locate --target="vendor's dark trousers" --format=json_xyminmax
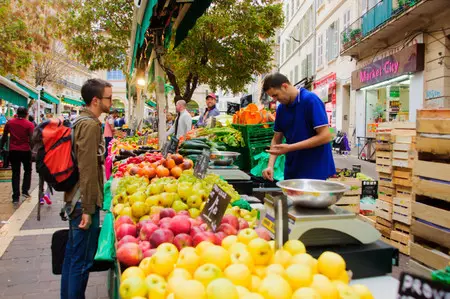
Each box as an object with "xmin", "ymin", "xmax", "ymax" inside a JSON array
[
  {"xmin": 9, "ymin": 150, "xmax": 32, "ymax": 202},
  {"xmin": 61, "ymin": 203, "xmax": 100, "ymax": 299}
]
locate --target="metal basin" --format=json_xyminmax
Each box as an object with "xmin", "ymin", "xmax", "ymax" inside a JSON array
[
  {"xmin": 210, "ymin": 151, "xmax": 240, "ymax": 166},
  {"xmin": 276, "ymin": 179, "xmax": 348, "ymax": 208}
]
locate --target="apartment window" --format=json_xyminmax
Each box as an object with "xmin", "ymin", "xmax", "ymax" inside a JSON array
[
  {"xmin": 303, "ymin": 6, "xmax": 313, "ymax": 39},
  {"xmin": 343, "ymin": 10, "xmax": 351, "ymax": 30},
  {"xmin": 326, "ymin": 20, "xmax": 339, "ymax": 62},
  {"xmin": 285, "ymin": 39, "xmax": 291, "ymax": 58},
  {"xmin": 107, "ymin": 70, "xmax": 125, "ymax": 81},
  {"xmin": 294, "ymin": 65, "xmax": 299, "ymax": 83},
  {"xmin": 317, "ymin": 34, "xmax": 323, "ymax": 67}
]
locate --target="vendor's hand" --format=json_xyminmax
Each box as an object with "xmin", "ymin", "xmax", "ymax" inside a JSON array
[
  {"xmin": 266, "ymin": 144, "xmax": 292, "ymax": 155},
  {"xmin": 79, "ymin": 213, "xmax": 92, "ymax": 230},
  {"xmin": 262, "ymin": 167, "xmax": 274, "ymax": 181}
]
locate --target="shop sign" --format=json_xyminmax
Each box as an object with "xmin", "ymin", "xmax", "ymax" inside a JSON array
[
  {"xmin": 352, "ymin": 44, "xmax": 424, "ymax": 90},
  {"xmin": 313, "ymin": 73, "xmax": 336, "ymax": 104},
  {"xmin": 397, "ymin": 272, "xmax": 449, "ymax": 298}
]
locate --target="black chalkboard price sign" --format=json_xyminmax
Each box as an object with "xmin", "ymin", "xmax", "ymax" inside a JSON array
[
  {"xmin": 194, "ymin": 149, "xmax": 211, "ymax": 179},
  {"xmin": 201, "ymin": 184, "xmax": 232, "ymax": 232},
  {"xmin": 161, "ymin": 142, "xmax": 169, "ymax": 158},
  {"xmin": 167, "ymin": 136, "xmax": 179, "ymax": 155},
  {"xmin": 397, "ymin": 272, "xmax": 449, "ymax": 299}
]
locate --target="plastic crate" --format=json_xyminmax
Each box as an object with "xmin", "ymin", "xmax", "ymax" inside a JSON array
[
  {"xmin": 232, "ymin": 123, "xmax": 274, "ymax": 144},
  {"xmin": 248, "ymin": 142, "xmax": 271, "ymax": 170}
]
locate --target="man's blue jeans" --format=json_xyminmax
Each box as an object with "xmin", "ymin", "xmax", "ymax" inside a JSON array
[{"xmin": 61, "ymin": 203, "xmax": 100, "ymax": 299}]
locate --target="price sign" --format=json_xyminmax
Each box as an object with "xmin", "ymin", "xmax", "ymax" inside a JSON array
[
  {"xmin": 201, "ymin": 184, "xmax": 231, "ymax": 232},
  {"xmin": 167, "ymin": 136, "xmax": 179, "ymax": 155},
  {"xmin": 161, "ymin": 142, "xmax": 169, "ymax": 158},
  {"xmin": 194, "ymin": 149, "xmax": 211, "ymax": 179},
  {"xmin": 227, "ymin": 102, "xmax": 240, "ymax": 115},
  {"xmin": 397, "ymin": 272, "xmax": 449, "ymax": 298}
]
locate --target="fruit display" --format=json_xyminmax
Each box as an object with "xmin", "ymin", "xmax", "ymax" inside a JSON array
[
  {"xmin": 118, "ymin": 234, "xmax": 375, "ymax": 299},
  {"xmin": 113, "ymin": 153, "xmax": 193, "ymax": 179}
]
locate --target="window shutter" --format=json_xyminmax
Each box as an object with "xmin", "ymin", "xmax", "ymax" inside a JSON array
[
  {"xmin": 307, "ymin": 54, "xmax": 312, "ymax": 77},
  {"xmin": 334, "ymin": 20, "xmax": 339, "ymax": 58},
  {"xmin": 326, "ymin": 27, "xmax": 330, "ymax": 62},
  {"xmin": 294, "ymin": 65, "xmax": 299, "ymax": 82}
]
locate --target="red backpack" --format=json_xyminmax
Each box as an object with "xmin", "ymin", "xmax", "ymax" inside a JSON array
[{"xmin": 32, "ymin": 116, "xmax": 92, "ymax": 192}]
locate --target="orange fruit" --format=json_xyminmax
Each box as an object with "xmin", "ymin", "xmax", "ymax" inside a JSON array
[
  {"xmin": 170, "ymin": 166, "xmax": 182, "ymax": 178},
  {"xmin": 156, "ymin": 165, "xmax": 170, "ymax": 177}
]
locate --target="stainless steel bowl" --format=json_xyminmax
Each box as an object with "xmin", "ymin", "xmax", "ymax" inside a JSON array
[
  {"xmin": 276, "ymin": 179, "xmax": 348, "ymax": 208},
  {"xmin": 210, "ymin": 151, "xmax": 241, "ymax": 166}
]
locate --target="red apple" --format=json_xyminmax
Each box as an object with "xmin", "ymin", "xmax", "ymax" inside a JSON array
[
  {"xmin": 238, "ymin": 218, "xmax": 249, "ymax": 230},
  {"xmin": 215, "ymin": 232, "xmax": 227, "ymax": 244},
  {"xmin": 138, "ymin": 240, "xmax": 151, "ymax": 252},
  {"xmin": 177, "ymin": 211, "xmax": 190, "ymax": 217},
  {"xmin": 173, "ymin": 233, "xmax": 193, "ymax": 251},
  {"xmin": 159, "ymin": 217, "xmax": 172, "ymax": 229},
  {"xmin": 217, "ymin": 223, "xmax": 238, "ymax": 236},
  {"xmin": 149, "ymin": 228, "xmax": 174, "ymax": 248},
  {"xmin": 117, "ymin": 235, "xmax": 139, "ymax": 248},
  {"xmin": 196, "ymin": 216, "xmax": 205, "ymax": 225},
  {"xmin": 190, "ymin": 226, "xmax": 203, "ymax": 238},
  {"xmin": 117, "ymin": 242, "xmax": 143, "ymax": 266},
  {"xmin": 205, "ymin": 231, "xmax": 220, "ymax": 245},
  {"xmin": 193, "ymin": 232, "xmax": 209, "ymax": 247},
  {"xmin": 255, "ymin": 227, "xmax": 271, "ymax": 241},
  {"xmin": 137, "ymin": 219, "xmax": 153, "ymax": 233},
  {"xmin": 151, "ymin": 213, "xmax": 160, "ymax": 225},
  {"xmin": 221, "ymin": 214, "xmax": 239, "ymax": 230},
  {"xmin": 143, "ymin": 248, "xmax": 157, "ymax": 258},
  {"xmin": 139, "ymin": 222, "xmax": 159, "ymax": 241},
  {"xmin": 130, "ymin": 166, "xmax": 140, "ymax": 176},
  {"xmin": 114, "ymin": 215, "xmax": 134, "ymax": 231},
  {"xmin": 160, "ymin": 208, "xmax": 176, "ymax": 219},
  {"xmin": 169, "ymin": 215, "xmax": 191, "ymax": 235},
  {"xmin": 199, "ymin": 223, "xmax": 209, "ymax": 231},
  {"xmin": 115, "ymin": 223, "xmax": 137, "ymax": 240}
]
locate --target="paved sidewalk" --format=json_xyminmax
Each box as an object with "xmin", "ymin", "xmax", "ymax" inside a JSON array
[{"xmin": 0, "ymin": 182, "xmax": 109, "ymax": 299}]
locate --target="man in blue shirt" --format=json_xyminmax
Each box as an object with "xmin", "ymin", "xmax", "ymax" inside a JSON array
[
  {"xmin": 197, "ymin": 93, "xmax": 220, "ymax": 127},
  {"xmin": 262, "ymin": 73, "xmax": 335, "ymax": 181}
]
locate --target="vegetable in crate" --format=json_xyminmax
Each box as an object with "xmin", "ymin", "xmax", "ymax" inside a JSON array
[{"xmin": 196, "ymin": 127, "xmax": 245, "ymax": 147}]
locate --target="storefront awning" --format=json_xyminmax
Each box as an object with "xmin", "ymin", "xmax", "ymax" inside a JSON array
[
  {"xmin": 41, "ymin": 91, "xmax": 60, "ymax": 105},
  {"xmin": 313, "ymin": 73, "xmax": 337, "ymax": 104},
  {"xmin": 0, "ymin": 75, "xmax": 29, "ymax": 107},
  {"xmin": 12, "ymin": 79, "xmax": 39, "ymax": 100},
  {"xmin": 62, "ymin": 95, "xmax": 84, "ymax": 107}
]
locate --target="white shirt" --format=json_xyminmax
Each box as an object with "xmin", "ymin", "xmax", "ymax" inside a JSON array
[{"xmin": 166, "ymin": 109, "xmax": 192, "ymax": 139}]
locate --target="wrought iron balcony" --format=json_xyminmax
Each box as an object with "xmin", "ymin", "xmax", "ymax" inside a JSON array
[{"xmin": 57, "ymin": 79, "xmax": 82, "ymax": 92}]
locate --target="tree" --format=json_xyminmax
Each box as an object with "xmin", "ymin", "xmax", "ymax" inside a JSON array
[
  {"xmin": 61, "ymin": 0, "xmax": 134, "ymax": 71},
  {"xmin": 160, "ymin": 0, "xmax": 283, "ymax": 102},
  {"xmin": 0, "ymin": 0, "xmax": 33, "ymax": 76}
]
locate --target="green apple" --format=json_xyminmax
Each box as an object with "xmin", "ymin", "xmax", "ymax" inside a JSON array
[
  {"xmin": 119, "ymin": 276, "xmax": 147, "ymax": 298},
  {"xmin": 146, "ymin": 195, "xmax": 163, "ymax": 207},
  {"xmin": 131, "ymin": 201, "xmax": 148, "ymax": 218},
  {"xmin": 188, "ymin": 208, "xmax": 201, "ymax": 218},
  {"xmin": 128, "ymin": 191, "xmax": 146, "ymax": 205},
  {"xmin": 172, "ymin": 200, "xmax": 189, "ymax": 212},
  {"xmin": 194, "ymin": 264, "xmax": 224, "ymax": 287},
  {"xmin": 177, "ymin": 182, "xmax": 193, "ymax": 200},
  {"xmin": 148, "ymin": 183, "xmax": 164, "ymax": 195},
  {"xmin": 126, "ymin": 184, "xmax": 139, "ymax": 195},
  {"xmin": 160, "ymin": 192, "xmax": 176, "ymax": 207},
  {"xmin": 187, "ymin": 195, "xmax": 202, "ymax": 209},
  {"xmin": 150, "ymin": 205, "xmax": 164, "ymax": 215},
  {"xmin": 164, "ymin": 182, "xmax": 178, "ymax": 193},
  {"xmin": 119, "ymin": 206, "xmax": 132, "ymax": 218}
]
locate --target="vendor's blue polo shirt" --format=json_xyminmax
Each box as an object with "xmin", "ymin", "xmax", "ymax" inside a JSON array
[{"xmin": 274, "ymin": 88, "xmax": 335, "ymax": 180}]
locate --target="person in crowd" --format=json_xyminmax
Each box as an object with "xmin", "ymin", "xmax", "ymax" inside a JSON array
[
  {"xmin": 28, "ymin": 115, "xmax": 37, "ymax": 127},
  {"xmin": 103, "ymin": 111, "xmax": 115, "ymax": 157},
  {"xmin": 166, "ymin": 99, "xmax": 193, "ymax": 139},
  {"xmin": 197, "ymin": 93, "xmax": 220, "ymax": 127},
  {"xmin": 0, "ymin": 107, "xmax": 34, "ymax": 204},
  {"xmin": 261, "ymin": 73, "xmax": 335, "ymax": 181},
  {"xmin": 61, "ymin": 78, "xmax": 112, "ymax": 299},
  {"xmin": 40, "ymin": 113, "xmax": 46, "ymax": 123}
]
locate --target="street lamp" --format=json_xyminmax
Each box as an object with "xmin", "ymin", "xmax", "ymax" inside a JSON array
[{"xmin": 137, "ymin": 78, "xmax": 146, "ymax": 88}]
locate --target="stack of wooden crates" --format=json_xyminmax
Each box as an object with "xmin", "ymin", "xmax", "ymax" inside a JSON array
[
  {"xmin": 375, "ymin": 122, "xmax": 416, "ymax": 255},
  {"xmin": 408, "ymin": 109, "xmax": 450, "ymax": 275},
  {"xmin": 329, "ymin": 177, "xmax": 362, "ymax": 213}
]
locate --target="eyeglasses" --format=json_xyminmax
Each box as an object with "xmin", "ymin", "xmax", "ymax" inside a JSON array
[{"xmin": 98, "ymin": 96, "xmax": 112, "ymax": 101}]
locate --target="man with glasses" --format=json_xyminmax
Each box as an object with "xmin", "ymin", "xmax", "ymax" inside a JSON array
[{"xmin": 61, "ymin": 78, "xmax": 112, "ymax": 299}]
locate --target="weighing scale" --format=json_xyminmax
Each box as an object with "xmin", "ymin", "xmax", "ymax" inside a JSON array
[
  {"xmin": 207, "ymin": 167, "xmax": 253, "ymax": 195},
  {"xmin": 262, "ymin": 193, "xmax": 398, "ymax": 279}
]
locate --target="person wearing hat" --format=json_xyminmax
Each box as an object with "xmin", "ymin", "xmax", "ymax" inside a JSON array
[{"xmin": 197, "ymin": 93, "xmax": 220, "ymax": 127}]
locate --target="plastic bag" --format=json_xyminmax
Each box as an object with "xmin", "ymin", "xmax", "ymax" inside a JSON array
[
  {"xmin": 250, "ymin": 152, "xmax": 285, "ymax": 181},
  {"xmin": 103, "ymin": 178, "xmax": 113, "ymax": 211},
  {"xmin": 94, "ymin": 211, "xmax": 115, "ymax": 262}
]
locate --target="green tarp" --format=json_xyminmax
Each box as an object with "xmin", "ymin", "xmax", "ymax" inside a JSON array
[
  {"xmin": 62, "ymin": 95, "xmax": 84, "ymax": 107},
  {"xmin": 0, "ymin": 84, "xmax": 28, "ymax": 107},
  {"xmin": 174, "ymin": 0, "xmax": 213, "ymax": 47},
  {"xmin": 12, "ymin": 80, "xmax": 39, "ymax": 100},
  {"xmin": 41, "ymin": 91, "xmax": 60, "ymax": 104}
]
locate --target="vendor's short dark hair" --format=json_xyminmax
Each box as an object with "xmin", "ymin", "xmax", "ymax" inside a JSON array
[
  {"xmin": 17, "ymin": 107, "xmax": 28, "ymax": 118},
  {"xmin": 262, "ymin": 73, "xmax": 290, "ymax": 92},
  {"xmin": 81, "ymin": 78, "xmax": 112, "ymax": 106}
]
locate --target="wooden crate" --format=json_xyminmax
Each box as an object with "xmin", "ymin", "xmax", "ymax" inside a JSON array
[
  {"xmin": 416, "ymin": 109, "xmax": 450, "ymax": 135},
  {"xmin": 376, "ymin": 216, "xmax": 393, "ymax": 238},
  {"xmin": 411, "ymin": 219, "xmax": 450, "ymax": 249},
  {"xmin": 392, "ymin": 157, "xmax": 414, "ymax": 168},
  {"xmin": 394, "ymin": 221, "xmax": 411, "ymax": 234},
  {"xmin": 376, "ymin": 156, "xmax": 391, "ymax": 167},
  {"xmin": 392, "ymin": 168, "xmax": 413, "ymax": 187},
  {"xmin": 390, "ymin": 230, "xmax": 410, "ymax": 255},
  {"xmin": 396, "ymin": 186, "xmax": 412, "ymax": 198},
  {"xmin": 376, "ymin": 133, "xmax": 391, "ymax": 142},
  {"xmin": 416, "ymin": 136, "xmax": 450, "ymax": 156},
  {"xmin": 408, "ymin": 259, "xmax": 434, "ymax": 277},
  {"xmin": 413, "ymin": 160, "xmax": 450, "ymax": 202},
  {"xmin": 412, "ymin": 197, "xmax": 450, "ymax": 233},
  {"xmin": 392, "ymin": 197, "xmax": 412, "ymax": 225},
  {"xmin": 376, "ymin": 142, "xmax": 392, "ymax": 151},
  {"xmin": 376, "ymin": 164, "xmax": 392, "ymax": 174},
  {"xmin": 375, "ymin": 199, "xmax": 393, "ymax": 221},
  {"xmin": 328, "ymin": 178, "xmax": 362, "ymax": 197},
  {"xmin": 378, "ymin": 173, "xmax": 394, "ymax": 188},
  {"xmin": 393, "ymin": 142, "xmax": 415, "ymax": 152},
  {"xmin": 0, "ymin": 168, "xmax": 12, "ymax": 182},
  {"xmin": 378, "ymin": 185, "xmax": 395, "ymax": 203},
  {"xmin": 410, "ymin": 241, "xmax": 450, "ymax": 270}
]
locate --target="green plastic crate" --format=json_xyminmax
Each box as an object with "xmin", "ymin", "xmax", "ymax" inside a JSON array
[{"xmin": 232, "ymin": 123, "xmax": 275, "ymax": 144}]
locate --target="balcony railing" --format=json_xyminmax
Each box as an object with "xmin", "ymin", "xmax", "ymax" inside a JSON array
[
  {"xmin": 57, "ymin": 79, "xmax": 82, "ymax": 92},
  {"xmin": 341, "ymin": 0, "xmax": 422, "ymax": 53}
]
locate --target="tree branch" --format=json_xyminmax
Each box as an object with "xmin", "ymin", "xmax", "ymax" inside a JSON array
[{"xmin": 186, "ymin": 74, "xmax": 199, "ymax": 101}]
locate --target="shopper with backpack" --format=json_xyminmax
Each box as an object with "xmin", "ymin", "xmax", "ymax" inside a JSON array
[{"xmin": 59, "ymin": 79, "xmax": 112, "ymax": 299}]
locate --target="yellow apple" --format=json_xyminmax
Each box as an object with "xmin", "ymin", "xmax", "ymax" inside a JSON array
[
  {"xmin": 144, "ymin": 273, "xmax": 166, "ymax": 287},
  {"xmin": 119, "ymin": 206, "xmax": 132, "ymax": 218},
  {"xmin": 121, "ymin": 266, "xmax": 145, "ymax": 281},
  {"xmin": 268, "ymin": 240, "xmax": 275, "ymax": 251},
  {"xmin": 252, "ymin": 265, "xmax": 267, "ymax": 278},
  {"xmin": 236, "ymin": 286, "xmax": 250, "ymax": 298},
  {"xmin": 258, "ymin": 274, "xmax": 292, "ymax": 299},
  {"xmin": 290, "ymin": 253, "xmax": 316, "ymax": 274},
  {"xmin": 285, "ymin": 264, "xmax": 313, "ymax": 290},
  {"xmin": 113, "ymin": 203, "xmax": 125, "ymax": 217},
  {"xmin": 228, "ymin": 242, "xmax": 248, "ymax": 254},
  {"xmin": 173, "ymin": 279, "xmax": 206, "ymax": 299},
  {"xmin": 206, "ymin": 278, "xmax": 239, "ymax": 299},
  {"xmin": 200, "ymin": 245, "xmax": 231, "ymax": 270},
  {"xmin": 224, "ymin": 264, "xmax": 252, "ymax": 288},
  {"xmin": 230, "ymin": 248, "xmax": 254, "ymax": 270},
  {"xmin": 167, "ymin": 276, "xmax": 186, "ymax": 294},
  {"xmin": 176, "ymin": 247, "xmax": 200, "ymax": 274},
  {"xmin": 241, "ymin": 293, "xmax": 264, "ymax": 299},
  {"xmin": 169, "ymin": 268, "xmax": 192, "ymax": 280},
  {"xmin": 237, "ymin": 228, "xmax": 259, "ymax": 244},
  {"xmin": 131, "ymin": 201, "xmax": 148, "ymax": 218},
  {"xmin": 148, "ymin": 183, "xmax": 165, "ymax": 195},
  {"xmin": 146, "ymin": 195, "xmax": 162, "ymax": 207},
  {"xmin": 317, "ymin": 251, "xmax": 346, "ymax": 280},
  {"xmin": 292, "ymin": 287, "xmax": 321, "ymax": 299},
  {"xmin": 311, "ymin": 274, "xmax": 339, "ymax": 299},
  {"xmin": 119, "ymin": 277, "xmax": 147, "ymax": 299},
  {"xmin": 128, "ymin": 191, "xmax": 146, "ymax": 205},
  {"xmin": 156, "ymin": 243, "xmax": 179, "ymax": 263},
  {"xmin": 145, "ymin": 275, "xmax": 167, "ymax": 299},
  {"xmin": 333, "ymin": 281, "xmax": 360, "ymax": 299},
  {"xmin": 249, "ymin": 275, "xmax": 261, "ymax": 292},
  {"xmin": 150, "ymin": 252, "xmax": 175, "ymax": 277},
  {"xmin": 283, "ymin": 240, "xmax": 306, "ymax": 256},
  {"xmin": 270, "ymin": 249, "xmax": 292, "ymax": 268},
  {"xmin": 336, "ymin": 270, "xmax": 350, "ymax": 283},
  {"xmin": 194, "ymin": 263, "xmax": 224, "ymax": 287},
  {"xmin": 164, "ymin": 182, "xmax": 178, "ymax": 193},
  {"xmin": 138, "ymin": 257, "xmax": 153, "ymax": 276},
  {"xmin": 195, "ymin": 241, "xmax": 214, "ymax": 256},
  {"xmin": 222, "ymin": 235, "xmax": 238, "ymax": 250},
  {"xmin": 351, "ymin": 284, "xmax": 375, "ymax": 299},
  {"xmin": 266, "ymin": 264, "xmax": 286, "ymax": 278},
  {"xmin": 150, "ymin": 205, "xmax": 164, "ymax": 216},
  {"xmin": 247, "ymin": 238, "xmax": 272, "ymax": 266},
  {"xmin": 160, "ymin": 192, "xmax": 177, "ymax": 207}
]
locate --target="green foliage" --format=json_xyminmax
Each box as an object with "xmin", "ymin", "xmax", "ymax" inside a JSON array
[
  {"xmin": 61, "ymin": 0, "xmax": 133, "ymax": 71},
  {"xmin": 163, "ymin": 0, "xmax": 283, "ymax": 101},
  {"xmin": 0, "ymin": 0, "xmax": 33, "ymax": 76}
]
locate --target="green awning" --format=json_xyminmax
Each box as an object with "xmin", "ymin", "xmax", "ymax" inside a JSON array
[
  {"xmin": 145, "ymin": 100, "xmax": 156, "ymax": 107},
  {"xmin": 12, "ymin": 79, "xmax": 39, "ymax": 100},
  {"xmin": 41, "ymin": 91, "xmax": 60, "ymax": 104},
  {"xmin": 174, "ymin": 0, "xmax": 213, "ymax": 47},
  {"xmin": 62, "ymin": 95, "xmax": 84, "ymax": 107},
  {"xmin": 0, "ymin": 76, "xmax": 28, "ymax": 107}
]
